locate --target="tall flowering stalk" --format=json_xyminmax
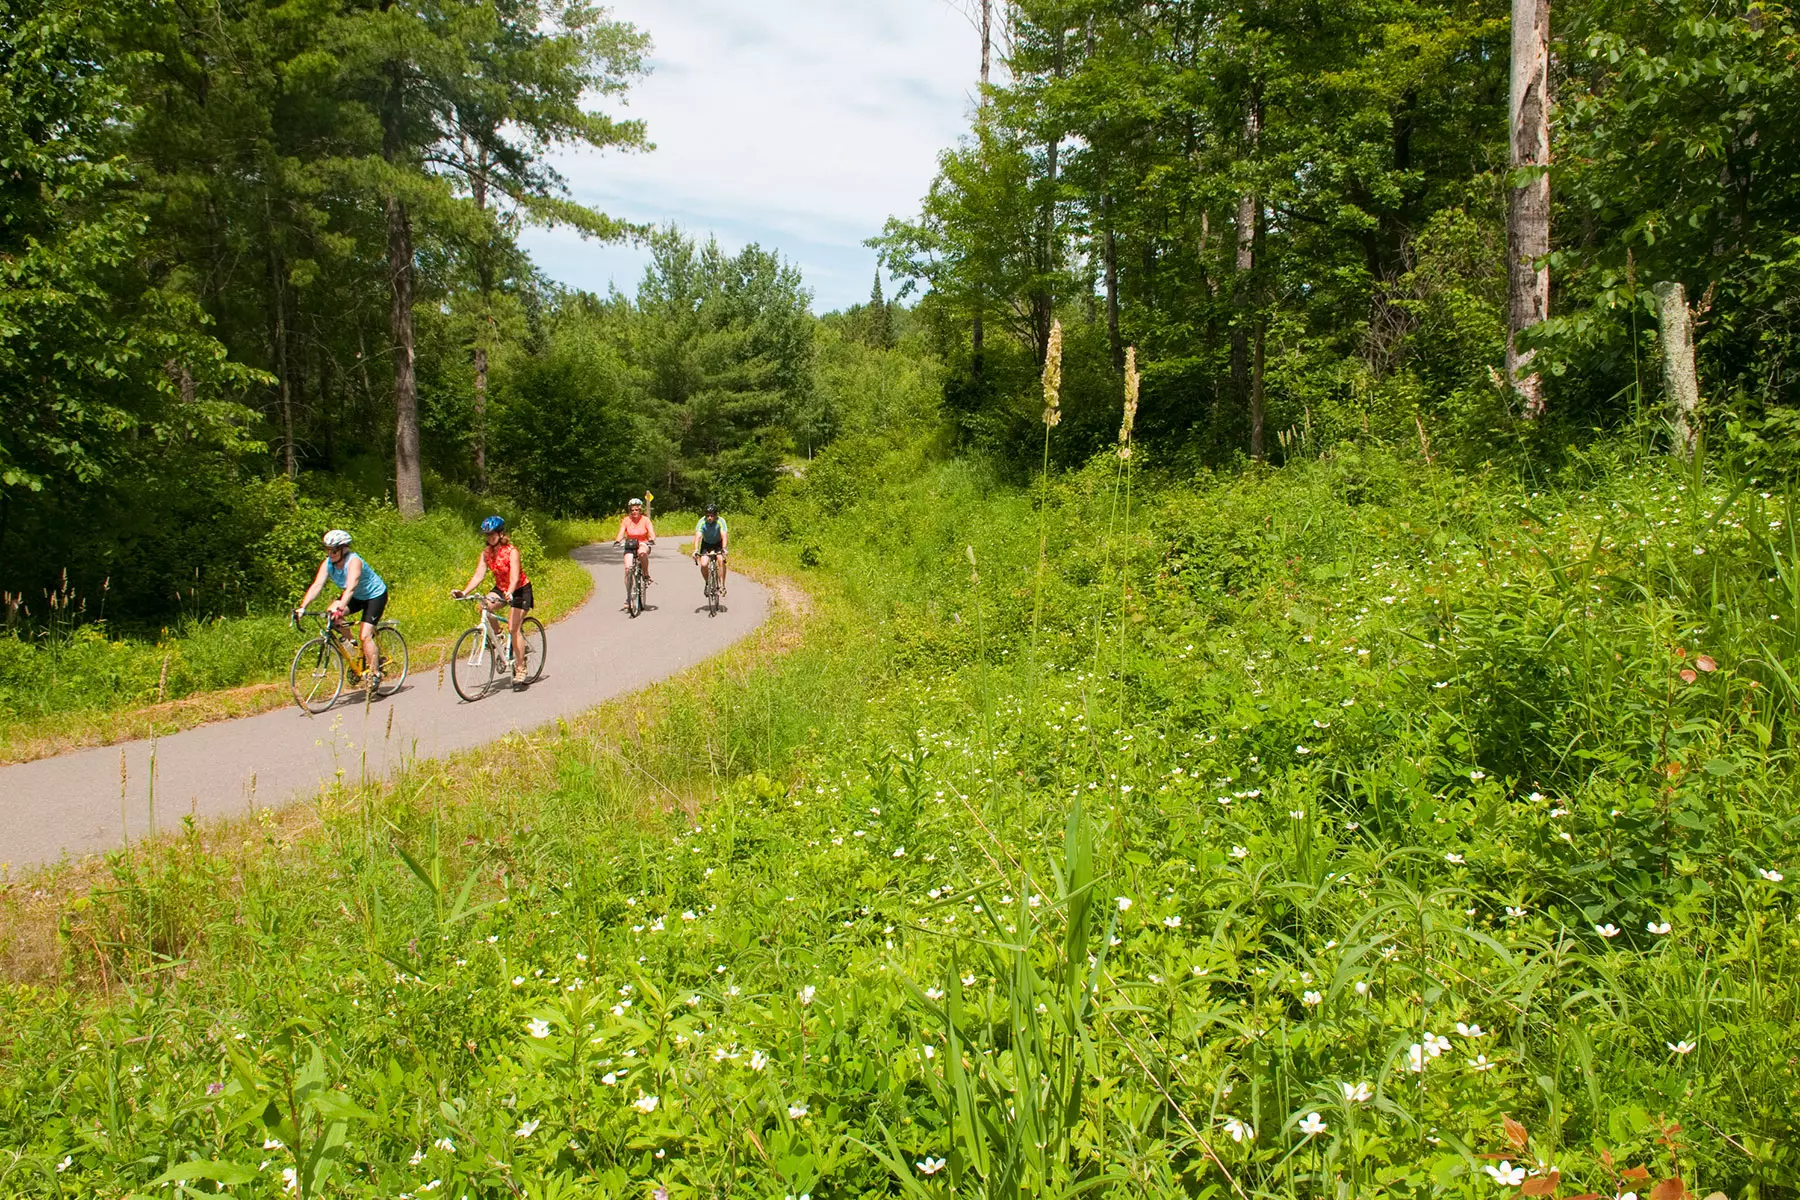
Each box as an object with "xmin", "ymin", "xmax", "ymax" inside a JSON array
[
  {"xmin": 1116, "ymin": 348, "xmax": 1139, "ymax": 694},
  {"xmin": 1029, "ymin": 321, "xmax": 1063, "ymax": 698},
  {"xmin": 1118, "ymin": 346, "xmax": 1139, "ymax": 459}
]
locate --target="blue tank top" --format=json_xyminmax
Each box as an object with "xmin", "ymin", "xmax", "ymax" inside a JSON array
[{"xmin": 326, "ymin": 552, "xmax": 387, "ymax": 600}]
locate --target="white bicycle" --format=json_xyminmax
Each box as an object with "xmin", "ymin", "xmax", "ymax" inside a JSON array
[{"xmin": 449, "ymin": 593, "xmax": 546, "ymax": 701}]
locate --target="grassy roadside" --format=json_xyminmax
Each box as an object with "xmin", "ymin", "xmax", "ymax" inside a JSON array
[
  {"xmin": 0, "ymin": 450, "xmax": 1795, "ymax": 1198},
  {"xmin": 0, "ymin": 519, "xmax": 608, "ymax": 765}
]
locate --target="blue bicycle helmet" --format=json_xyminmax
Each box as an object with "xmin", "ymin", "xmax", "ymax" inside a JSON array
[{"xmin": 480, "ymin": 515, "xmax": 505, "ymax": 533}]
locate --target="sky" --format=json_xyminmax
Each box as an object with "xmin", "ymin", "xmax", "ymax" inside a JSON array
[{"xmin": 519, "ymin": 0, "xmax": 980, "ymax": 314}]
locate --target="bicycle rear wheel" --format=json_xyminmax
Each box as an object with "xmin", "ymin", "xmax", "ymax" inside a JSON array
[
  {"xmin": 450, "ymin": 626, "xmax": 498, "ymax": 702},
  {"xmin": 290, "ymin": 637, "xmax": 345, "ymax": 713},
  {"xmin": 519, "ymin": 616, "xmax": 547, "ymax": 682},
  {"xmin": 373, "ymin": 625, "xmax": 409, "ymax": 696}
]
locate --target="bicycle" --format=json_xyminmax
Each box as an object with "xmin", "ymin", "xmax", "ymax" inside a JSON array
[
  {"xmin": 697, "ymin": 550, "xmax": 723, "ymax": 617},
  {"xmin": 617, "ymin": 538, "xmax": 653, "ymax": 617},
  {"xmin": 450, "ymin": 593, "xmax": 546, "ymax": 702},
  {"xmin": 289, "ymin": 610, "xmax": 408, "ymax": 714}
]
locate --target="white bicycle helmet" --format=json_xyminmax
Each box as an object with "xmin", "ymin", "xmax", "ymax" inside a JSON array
[
  {"xmin": 322, "ymin": 529, "xmax": 352, "ymax": 549},
  {"xmin": 629, "ymin": 497, "xmax": 644, "ymax": 508}
]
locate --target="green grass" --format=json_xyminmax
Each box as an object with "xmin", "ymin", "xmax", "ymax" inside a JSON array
[{"xmin": 1, "ymin": 441, "xmax": 1796, "ymax": 1199}]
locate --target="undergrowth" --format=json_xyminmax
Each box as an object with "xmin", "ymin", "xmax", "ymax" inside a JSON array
[{"xmin": 0, "ymin": 441, "xmax": 1795, "ymax": 1199}]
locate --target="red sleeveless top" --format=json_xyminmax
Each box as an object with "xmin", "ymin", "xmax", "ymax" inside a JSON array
[{"xmin": 484, "ymin": 543, "xmax": 528, "ymax": 591}]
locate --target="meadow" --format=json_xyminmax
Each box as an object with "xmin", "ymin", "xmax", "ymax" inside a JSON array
[{"xmin": 0, "ymin": 439, "xmax": 1795, "ymax": 1199}]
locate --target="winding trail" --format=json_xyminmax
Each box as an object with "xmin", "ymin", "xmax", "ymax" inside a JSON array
[{"xmin": 0, "ymin": 542, "xmax": 767, "ymax": 870}]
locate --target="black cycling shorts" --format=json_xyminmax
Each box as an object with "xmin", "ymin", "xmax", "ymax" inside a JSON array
[
  {"xmin": 345, "ymin": 591, "xmax": 388, "ymax": 625},
  {"xmin": 507, "ymin": 583, "xmax": 534, "ymax": 611},
  {"xmin": 698, "ymin": 542, "xmax": 725, "ymax": 556}
]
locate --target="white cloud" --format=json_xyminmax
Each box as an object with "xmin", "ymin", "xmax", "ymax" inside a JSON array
[{"xmin": 521, "ymin": 0, "xmax": 978, "ymax": 311}]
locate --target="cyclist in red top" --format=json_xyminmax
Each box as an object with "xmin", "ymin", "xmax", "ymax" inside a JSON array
[
  {"xmin": 615, "ymin": 497, "xmax": 656, "ymax": 610},
  {"xmin": 451, "ymin": 515, "xmax": 534, "ymax": 689}
]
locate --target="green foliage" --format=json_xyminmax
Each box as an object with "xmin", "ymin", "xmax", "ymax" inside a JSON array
[
  {"xmin": 0, "ymin": 0, "xmax": 257, "ymax": 498},
  {"xmin": 630, "ymin": 232, "xmax": 817, "ymax": 507},
  {"xmin": 7, "ymin": 443, "xmax": 1797, "ymax": 1200},
  {"xmin": 489, "ymin": 319, "xmax": 637, "ymax": 516}
]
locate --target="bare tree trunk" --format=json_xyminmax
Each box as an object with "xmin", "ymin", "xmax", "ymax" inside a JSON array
[
  {"xmin": 1653, "ymin": 280, "xmax": 1700, "ymax": 458},
  {"xmin": 1231, "ymin": 98, "xmax": 1260, "ymax": 450},
  {"xmin": 1103, "ymin": 195, "xmax": 1123, "ymax": 371},
  {"xmin": 387, "ymin": 195, "xmax": 424, "ymax": 518},
  {"xmin": 265, "ymin": 194, "xmax": 297, "ymax": 478},
  {"xmin": 1032, "ymin": 22, "xmax": 1065, "ymax": 366},
  {"xmin": 979, "ymin": 0, "xmax": 991, "ymax": 90},
  {"xmin": 470, "ymin": 157, "xmax": 493, "ymax": 493},
  {"xmin": 970, "ymin": 0, "xmax": 991, "ymax": 392},
  {"xmin": 1506, "ymin": 0, "xmax": 1551, "ymax": 416}
]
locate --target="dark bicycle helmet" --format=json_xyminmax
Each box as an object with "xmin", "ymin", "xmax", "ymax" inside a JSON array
[
  {"xmin": 704, "ymin": 501, "xmax": 719, "ymax": 516},
  {"xmin": 480, "ymin": 515, "xmax": 506, "ymax": 533}
]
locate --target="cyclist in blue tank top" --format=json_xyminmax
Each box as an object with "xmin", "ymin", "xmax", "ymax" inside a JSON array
[{"xmin": 295, "ymin": 529, "xmax": 389, "ymax": 686}]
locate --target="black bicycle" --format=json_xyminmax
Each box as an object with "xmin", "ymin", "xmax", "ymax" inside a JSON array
[
  {"xmin": 617, "ymin": 538, "xmax": 653, "ymax": 617},
  {"xmin": 698, "ymin": 550, "xmax": 723, "ymax": 617}
]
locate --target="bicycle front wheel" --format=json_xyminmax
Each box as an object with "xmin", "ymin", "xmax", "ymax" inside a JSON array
[
  {"xmin": 290, "ymin": 637, "xmax": 345, "ymax": 713},
  {"xmin": 518, "ymin": 616, "xmax": 547, "ymax": 682},
  {"xmin": 450, "ymin": 626, "xmax": 497, "ymax": 702},
  {"xmin": 627, "ymin": 570, "xmax": 642, "ymax": 618},
  {"xmin": 373, "ymin": 625, "xmax": 409, "ymax": 696},
  {"xmin": 707, "ymin": 561, "xmax": 720, "ymax": 616}
]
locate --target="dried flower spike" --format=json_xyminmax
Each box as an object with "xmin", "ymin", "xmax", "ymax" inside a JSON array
[
  {"xmin": 1042, "ymin": 319, "xmax": 1063, "ymax": 427},
  {"xmin": 1119, "ymin": 345, "xmax": 1140, "ymax": 459}
]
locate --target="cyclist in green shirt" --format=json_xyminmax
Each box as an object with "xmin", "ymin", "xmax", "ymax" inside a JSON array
[{"xmin": 692, "ymin": 503, "xmax": 729, "ymax": 596}]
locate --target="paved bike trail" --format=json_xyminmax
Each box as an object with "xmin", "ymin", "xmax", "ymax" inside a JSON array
[{"xmin": 0, "ymin": 542, "xmax": 767, "ymax": 870}]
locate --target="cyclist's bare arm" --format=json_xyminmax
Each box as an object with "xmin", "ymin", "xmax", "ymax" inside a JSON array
[
  {"xmin": 452, "ymin": 552, "xmax": 489, "ymax": 600},
  {"xmin": 297, "ymin": 559, "xmax": 331, "ymax": 614}
]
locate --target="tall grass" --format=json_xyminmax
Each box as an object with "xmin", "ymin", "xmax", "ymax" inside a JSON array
[{"xmin": 0, "ymin": 440, "xmax": 1795, "ymax": 1199}]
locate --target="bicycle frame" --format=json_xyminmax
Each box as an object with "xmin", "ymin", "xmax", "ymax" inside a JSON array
[
  {"xmin": 458, "ymin": 596, "xmax": 516, "ymax": 669},
  {"xmin": 297, "ymin": 612, "xmax": 368, "ymax": 676}
]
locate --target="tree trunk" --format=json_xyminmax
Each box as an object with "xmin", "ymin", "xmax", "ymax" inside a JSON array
[
  {"xmin": 266, "ymin": 194, "xmax": 296, "ymax": 478},
  {"xmin": 971, "ymin": 0, "xmax": 991, "ymax": 392},
  {"xmin": 1103, "ymin": 196, "xmax": 1123, "ymax": 371},
  {"xmin": 470, "ymin": 159, "xmax": 493, "ymax": 493},
  {"xmin": 1506, "ymin": 0, "xmax": 1551, "ymax": 416},
  {"xmin": 979, "ymin": 0, "xmax": 991, "ymax": 91},
  {"xmin": 1032, "ymin": 23, "xmax": 1066, "ymax": 367},
  {"xmin": 387, "ymin": 195, "xmax": 424, "ymax": 518},
  {"xmin": 1231, "ymin": 99, "xmax": 1260, "ymax": 449},
  {"xmin": 473, "ymin": 343, "xmax": 489, "ymax": 491},
  {"xmin": 1653, "ymin": 280, "xmax": 1700, "ymax": 458}
]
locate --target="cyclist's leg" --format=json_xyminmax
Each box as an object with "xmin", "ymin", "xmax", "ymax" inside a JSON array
[
  {"xmin": 640, "ymin": 546, "xmax": 652, "ymax": 583},
  {"xmin": 719, "ymin": 552, "xmax": 728, "ymax": 593},
  {"xmin": 623, "ymin": 549, "xmax": 635, "ymax": 604},
  {"xmin": 359, "ymin": 620, "xmax": 379, "ymax": 671}
]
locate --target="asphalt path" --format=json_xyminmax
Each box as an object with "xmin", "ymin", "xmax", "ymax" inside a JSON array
[{"xmin": 0, "ymin": 541, "xmax": 765, "ymax": 869}]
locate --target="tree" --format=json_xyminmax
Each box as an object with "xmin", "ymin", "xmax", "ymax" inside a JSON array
[
  {"xmin": 1506, "ymin": 0, "xmax": 1551, "ymax": 415},
  {"xmin": 337, "ymin": 0, "xmax": 649, "ymax": 517},
  {"xmin": 0, "ymin": 0, "xmax": 253, "ymax": 546}
]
